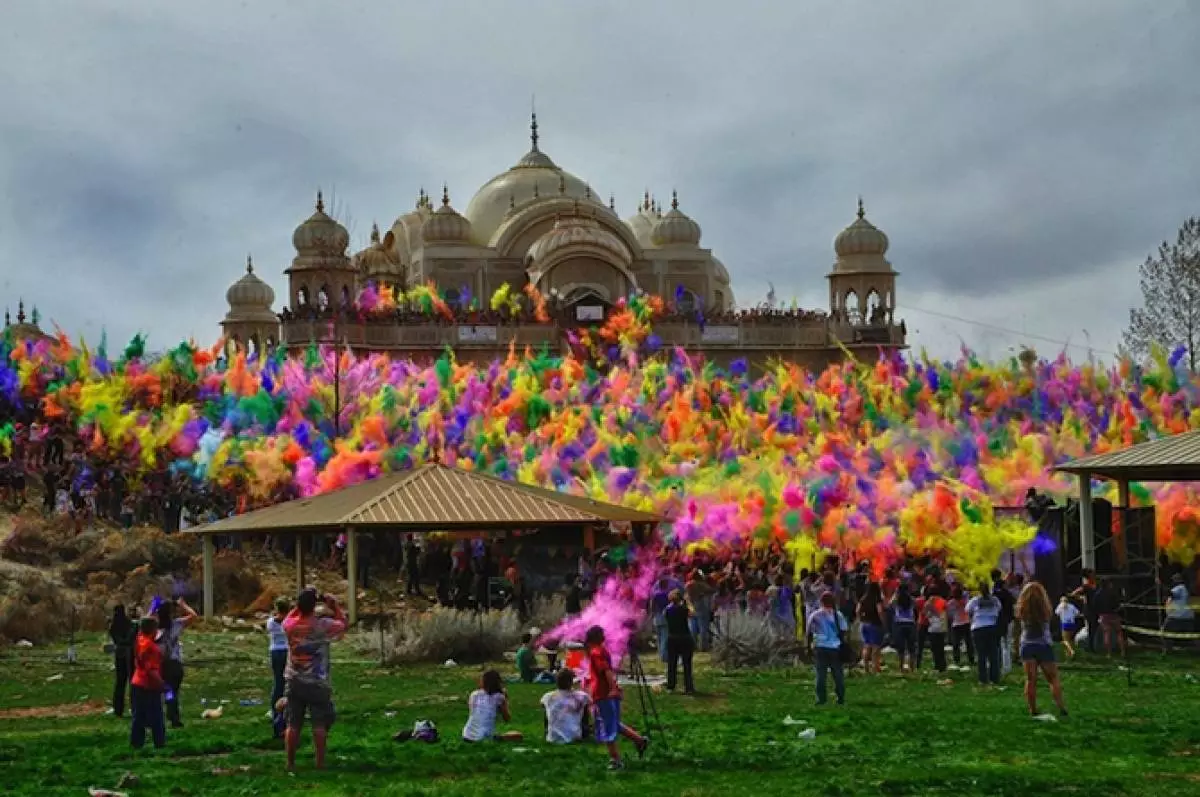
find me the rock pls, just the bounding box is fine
[16,639,33,648]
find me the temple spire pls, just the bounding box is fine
[3,308,9,327]
[17,300,25,325]
[609,193,616,211]
[370,222,380,244]
[857,196,865,220]
[530,106,540,152]
[442,183,451,207]
[246,254,254,274]
[316,189,324,213]
[671,190,679,211]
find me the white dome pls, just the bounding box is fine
[527,210,632,268]
[710,256,730,284]
[834,199,889,257]
[292,191,350,255]
[226,256,275,308]
[423,187,473,244]
[463,115,598,246]
[623,192,658,248]
[651,192,702,247]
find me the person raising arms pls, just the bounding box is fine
[283,587,347,771]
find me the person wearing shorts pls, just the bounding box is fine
[584,626,647,770]
[1015,582,1067,718]
[283,588,346,772]
[1055,595,1080,659]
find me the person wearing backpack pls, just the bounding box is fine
[805,591,849,706]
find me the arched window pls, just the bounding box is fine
[296,286,310,307]
[443,287,461,308]
[677,289,700,314]
[318,285,331,310]
[341,285,352,307]
[844,290,860,324]
[866,290,882,324]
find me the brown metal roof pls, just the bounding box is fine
[1054,429,1200,482]
[186,464,661,535]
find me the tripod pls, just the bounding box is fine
[625,648,668,751]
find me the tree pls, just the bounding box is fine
[1124,217,1200,371]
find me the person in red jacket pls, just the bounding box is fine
[130,615,166,749]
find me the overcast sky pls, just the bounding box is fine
[2,0,1197,363]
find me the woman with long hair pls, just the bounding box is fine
[891,584,917,673]
[1015,582,1068,718]
[108,604,134,717]
[857,582,886,673]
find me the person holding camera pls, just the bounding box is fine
[283,587,347,772]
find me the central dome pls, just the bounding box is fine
[463,114,598,246]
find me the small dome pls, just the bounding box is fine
[527,207,632,267]
[226,256,276,308]
[651,192,702,247]
[292,191,350,255]
[709,256,730,284]
[422,186,473,244]
[623,192,658,248]
[834,198,889,257]
[355,223,404,276]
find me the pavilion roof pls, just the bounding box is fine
[186,463,660,535]
[1054,430,1200,482]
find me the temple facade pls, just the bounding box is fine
[220,116,905,370]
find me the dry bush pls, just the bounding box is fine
[190,550,264,614]
[1,514,80,566]
[711,612,807,669]
[528,594,566,633]
[64,528,195,587]
[365,605,525,665]
[0,570,91,644]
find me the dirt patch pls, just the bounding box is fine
[0,700,106,720]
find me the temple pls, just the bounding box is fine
[220,115,905,370]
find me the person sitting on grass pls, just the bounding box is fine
[584,625,648,770]
[1016,581,1068,719]
[516,632,539,683]
[540,668,591,744]
[283,588,347,772]
[130,615,166,750]
[462,670,523,742]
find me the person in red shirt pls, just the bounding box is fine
[130,615,166,749]
[584,626,647,771]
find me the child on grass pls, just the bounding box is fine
[584,625,648,770]
[515,632,539,683]
[540,668,591,744]
[130,616,166,750]
[267,598,290,737]
[462,670,523,742]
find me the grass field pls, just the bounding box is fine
[1,632,1197,797]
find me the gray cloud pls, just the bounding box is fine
[1,0,1196,360]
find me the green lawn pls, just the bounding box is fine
[1,632,1197,796]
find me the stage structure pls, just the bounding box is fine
[185,464,660,624]
[1055,431,1200,645]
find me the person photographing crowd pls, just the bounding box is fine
[283,587,347,772]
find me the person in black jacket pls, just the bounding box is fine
[664,590,696,695]
[108,604,135,717]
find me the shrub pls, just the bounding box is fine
[711,612,807,669]
[367,606,525,665]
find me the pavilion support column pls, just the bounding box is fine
[1078,472,1095,571]
[202,534,215,620]
[346,527,358,626]
[295,535,306,595]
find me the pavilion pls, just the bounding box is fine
[185,464,661,623]
[1054,429,1200,569]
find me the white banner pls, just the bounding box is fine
[701,326,740,343]
[576,305,605,321]
[458,325,498,343]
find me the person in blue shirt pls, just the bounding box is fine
[966,582,1002,685]
[805,591,849,706]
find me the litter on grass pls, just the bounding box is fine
[782,715,808,726]
[798,728,817,740]
[1032,714,1058,723]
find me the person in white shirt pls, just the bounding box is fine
[462,670,522,742]
[1165,574,1195,639]
[266,599,290,737]
[540,668,591,744]
[1055,595,1081,659]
